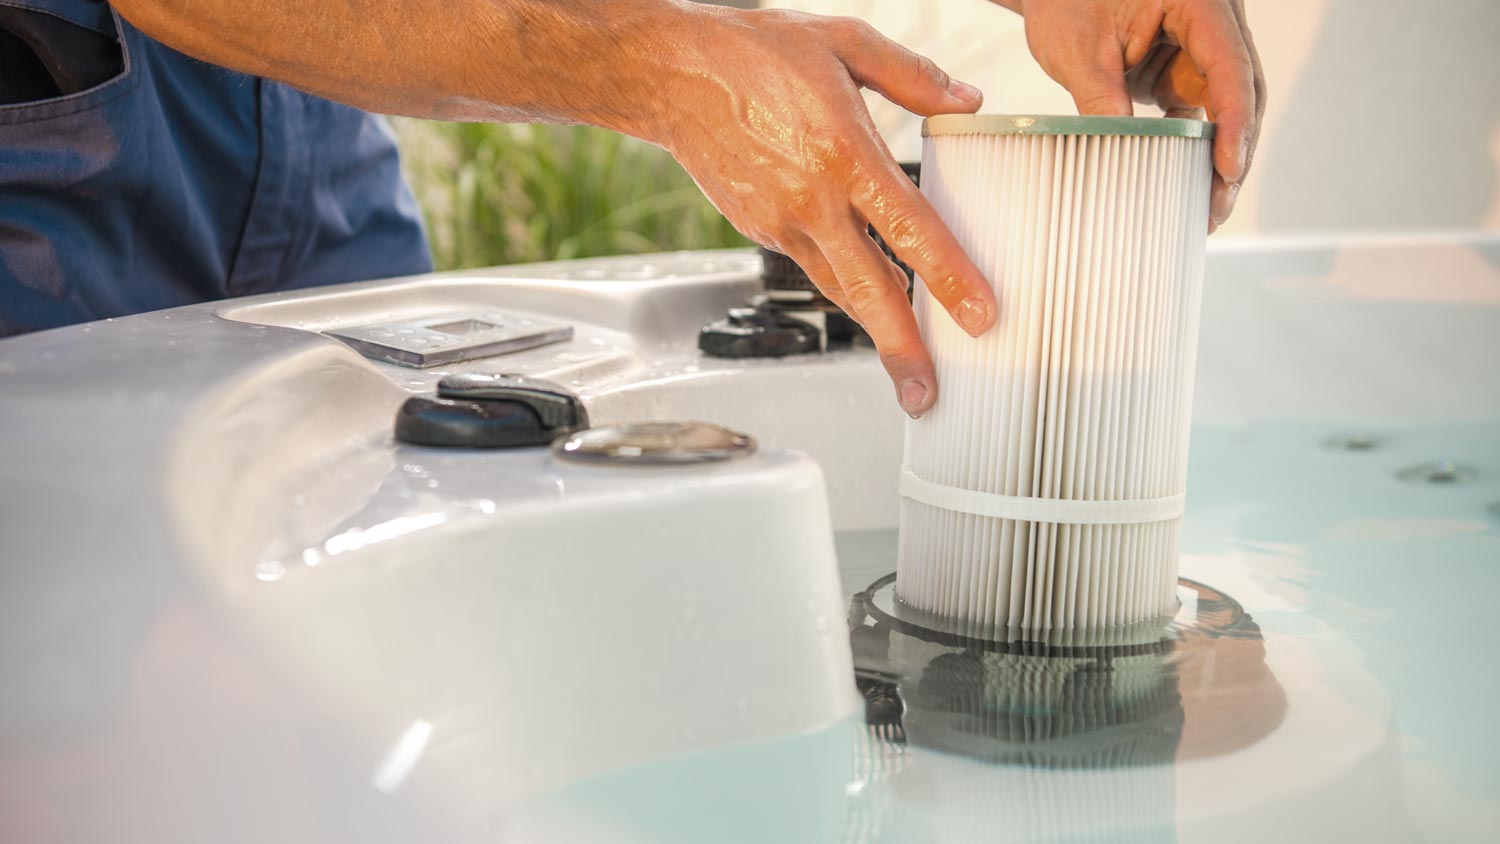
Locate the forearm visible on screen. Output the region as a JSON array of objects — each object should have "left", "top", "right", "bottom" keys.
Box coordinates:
[{"left": 110, "top": 0, "right": 702, "bottom": 139}]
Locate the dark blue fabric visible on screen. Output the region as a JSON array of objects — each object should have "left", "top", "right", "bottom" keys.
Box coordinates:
[{"left": 0, "top": 0, "right": 433, "bottom": 336}]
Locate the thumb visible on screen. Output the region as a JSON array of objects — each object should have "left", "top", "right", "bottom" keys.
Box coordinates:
[
  {"left": 832, "top": 19, "right": 983, "bottom": 116},
  {"left": 1156, "top": 50, "right": 1211, "bottom": 116}
]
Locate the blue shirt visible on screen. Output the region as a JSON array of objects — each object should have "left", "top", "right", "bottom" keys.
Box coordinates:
[{"left": 0, "top": 1, "right": 433, "bottom": 336}]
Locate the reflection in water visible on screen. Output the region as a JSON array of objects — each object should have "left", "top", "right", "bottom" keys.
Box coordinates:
[{"left": 844, "top": 574, "right": 1286, "bottom": 842}]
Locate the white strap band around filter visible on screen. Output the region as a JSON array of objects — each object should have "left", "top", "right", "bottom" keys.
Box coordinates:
[{"left": 900, "top": 466, "right": 1185, "bottom": 526}]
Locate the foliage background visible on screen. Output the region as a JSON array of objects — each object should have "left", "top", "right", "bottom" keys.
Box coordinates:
[{"left": 394, "top": 120, "right": 749, "bottom": 272}]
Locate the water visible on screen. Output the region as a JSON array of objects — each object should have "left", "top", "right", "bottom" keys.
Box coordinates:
[{"left": 512, "top": 418, "right": 1500, "bottom": 843}]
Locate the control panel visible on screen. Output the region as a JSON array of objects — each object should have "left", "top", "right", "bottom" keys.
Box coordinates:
[{"left": 326, "top": 311, "right": 573, "bottom": 368}]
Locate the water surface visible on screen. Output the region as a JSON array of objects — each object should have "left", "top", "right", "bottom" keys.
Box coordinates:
[{"left": 515, "top": 419, "right": 1500, "bottom": 842}]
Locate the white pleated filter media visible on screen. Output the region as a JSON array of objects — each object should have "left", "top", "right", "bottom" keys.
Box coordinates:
[{"left": 898, "top": 115, "right": 1214, "bottom": 631}]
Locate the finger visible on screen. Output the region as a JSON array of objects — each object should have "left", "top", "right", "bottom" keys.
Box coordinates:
[
  {"left": 1155, "top": 49, "right": 1210, "bottom": 114},
  {"left": 1148, "top": 50, "right": 1233, "bottom": 227},
  {"left": 785, "top": 231, "right": 914, "bottom": 321},
  {"left": 779, "top": 236, "right": 857, "bottom": 318},
  {"left": 1056, "top": 41, "right": 1134, "bottom": 116},
  {"left": 853, "top": 159, "right": 997, "bottom": 340},
  {"left": 1230, "top": 0, "right": 1268, "bottom": 193},
  {"left": 1125, "top": 43, "right": 1181, "bottom": 104},
  {"left": 1209, "top": 170, "right": 1236, "bottom": 234},
  {"left": 1167, "top": 1, "right": 1257, "bottom": 188},
  {"left": 878, "top": 244, "right": 913, "bottom": 293},
  {"left": 817, "top": 220, "right": 938, "bottom": 417},
  {"left": 829, "top": 17, "right": 984, "bottom": 116}
]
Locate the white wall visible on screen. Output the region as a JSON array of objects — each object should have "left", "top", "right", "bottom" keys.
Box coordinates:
[{"left": 767, "top": 0, "right": 1500, "bottom": 236}]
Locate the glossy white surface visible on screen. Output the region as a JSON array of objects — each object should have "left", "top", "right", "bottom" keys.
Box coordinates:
[
  {"left": 1, "top": 251, "right": 861, "bottom": 842},
  {"left": 2, "top": 235, "right": 1498, "bottom": 842}
]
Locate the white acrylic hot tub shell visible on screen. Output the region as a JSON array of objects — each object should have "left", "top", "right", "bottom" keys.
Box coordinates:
[{"left": 2, "top": 235, "right": 1498, "bottom": 842}]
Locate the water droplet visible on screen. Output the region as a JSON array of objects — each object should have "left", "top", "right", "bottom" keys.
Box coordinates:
[{"left": 255, "top": 560, "right": 286, "bottom": 582}]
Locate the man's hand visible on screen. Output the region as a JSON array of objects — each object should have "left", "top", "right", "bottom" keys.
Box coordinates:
[
  {"left": 648, "top": 7, "right": 998, "bottom": 417},
  {"left": 994, "top": 0, "right": 1265, "bottom": 231}
]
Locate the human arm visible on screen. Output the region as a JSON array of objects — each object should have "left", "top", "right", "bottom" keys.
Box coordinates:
[{"left": 110, "top": 0, "right": 1001, "bottom": 416}]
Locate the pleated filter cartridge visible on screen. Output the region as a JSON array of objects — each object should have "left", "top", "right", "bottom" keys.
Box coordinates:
[{"left": 898, "top": 115, "right": 1214, "bottom": 631}]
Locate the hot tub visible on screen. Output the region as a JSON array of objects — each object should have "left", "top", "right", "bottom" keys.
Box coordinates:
[{"left": 1, "top": 233, "right": 1497, "bottom": 842}]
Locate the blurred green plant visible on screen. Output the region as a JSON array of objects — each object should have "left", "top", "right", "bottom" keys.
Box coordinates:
[{"left": 395, "top": 120, "right": 749, "bottom": 271}]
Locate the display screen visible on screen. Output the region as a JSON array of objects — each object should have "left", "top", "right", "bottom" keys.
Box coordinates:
[{"left": 426, "top": 319, "right": 499, "bottom": 336}]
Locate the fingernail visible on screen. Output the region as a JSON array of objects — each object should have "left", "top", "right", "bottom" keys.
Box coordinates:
[
  {"left": 948, "top": 79, "right": 982, "bottom": 103},
  {"left": 957, "top": 297, "right": 993, "bottom": 337},
  {"left": 1216, "top": 183, "right": 1240, "bottom": 226},
  {"left": 898, "top": 379, "right": 930, "bottom": 417}
]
